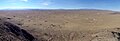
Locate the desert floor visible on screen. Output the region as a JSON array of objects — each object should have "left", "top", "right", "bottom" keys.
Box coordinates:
[{"left": 0, "top": 10, "right": 120, "bottom": 41}]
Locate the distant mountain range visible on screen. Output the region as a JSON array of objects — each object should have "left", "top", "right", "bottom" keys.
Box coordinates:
[{"left": 0, "top": 9, "right": 118, "bottom": 12}]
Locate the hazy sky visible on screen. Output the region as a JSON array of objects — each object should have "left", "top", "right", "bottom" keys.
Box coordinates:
[{"left": 0, "top": 0, "right": 120, "bottom": 11}]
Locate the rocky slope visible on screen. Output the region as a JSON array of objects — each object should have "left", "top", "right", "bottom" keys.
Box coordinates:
[{"left": 0, "top": 18, "right": 36, "bottom": 41}]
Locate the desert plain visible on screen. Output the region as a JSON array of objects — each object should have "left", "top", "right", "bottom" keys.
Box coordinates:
[{"left": 0, "top": 9, "right": 120, "bottom": 41}]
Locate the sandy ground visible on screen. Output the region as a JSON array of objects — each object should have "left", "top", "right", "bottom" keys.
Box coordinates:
[{"left": 0, "top": 10, "right": 120, "bottom": 41}]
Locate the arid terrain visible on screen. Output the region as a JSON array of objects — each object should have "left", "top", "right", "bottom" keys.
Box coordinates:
[{"left": 0, "top": 9, "right": 120, "bottom": 41}]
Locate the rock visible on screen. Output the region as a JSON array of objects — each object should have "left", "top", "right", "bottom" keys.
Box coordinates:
[
  {"left": 44, "top": 21, "right": 47, "bottom": 22},
  {"left": 111, "top": 31, "right": 120, "bottom": 41},
  {"left": 7, "top": 17, "right": 12, "bottom": 20},
  {"left": 50, "top": 24, "right": 56, "bottom": 27},
  {"left": 40, "top": 24, "right": 42, "bottom": 25},
  {"left": 0, "top": 19, "right": 37, "bottom": 41},
  {"left": 13, "top": 16, "right": 16, "bottom": 17},
  {"left": 91, "top": 31, "right": 118, "bottom": 41}
]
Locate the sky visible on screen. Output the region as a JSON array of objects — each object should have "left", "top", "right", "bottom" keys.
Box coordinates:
[{"left": 0, "top": 0, "right": 120, "bottom": 11}]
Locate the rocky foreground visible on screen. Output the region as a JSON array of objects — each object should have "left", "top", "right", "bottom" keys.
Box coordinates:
[{"left": 0, "top": 18, "right": 37, "bottom": 41}]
